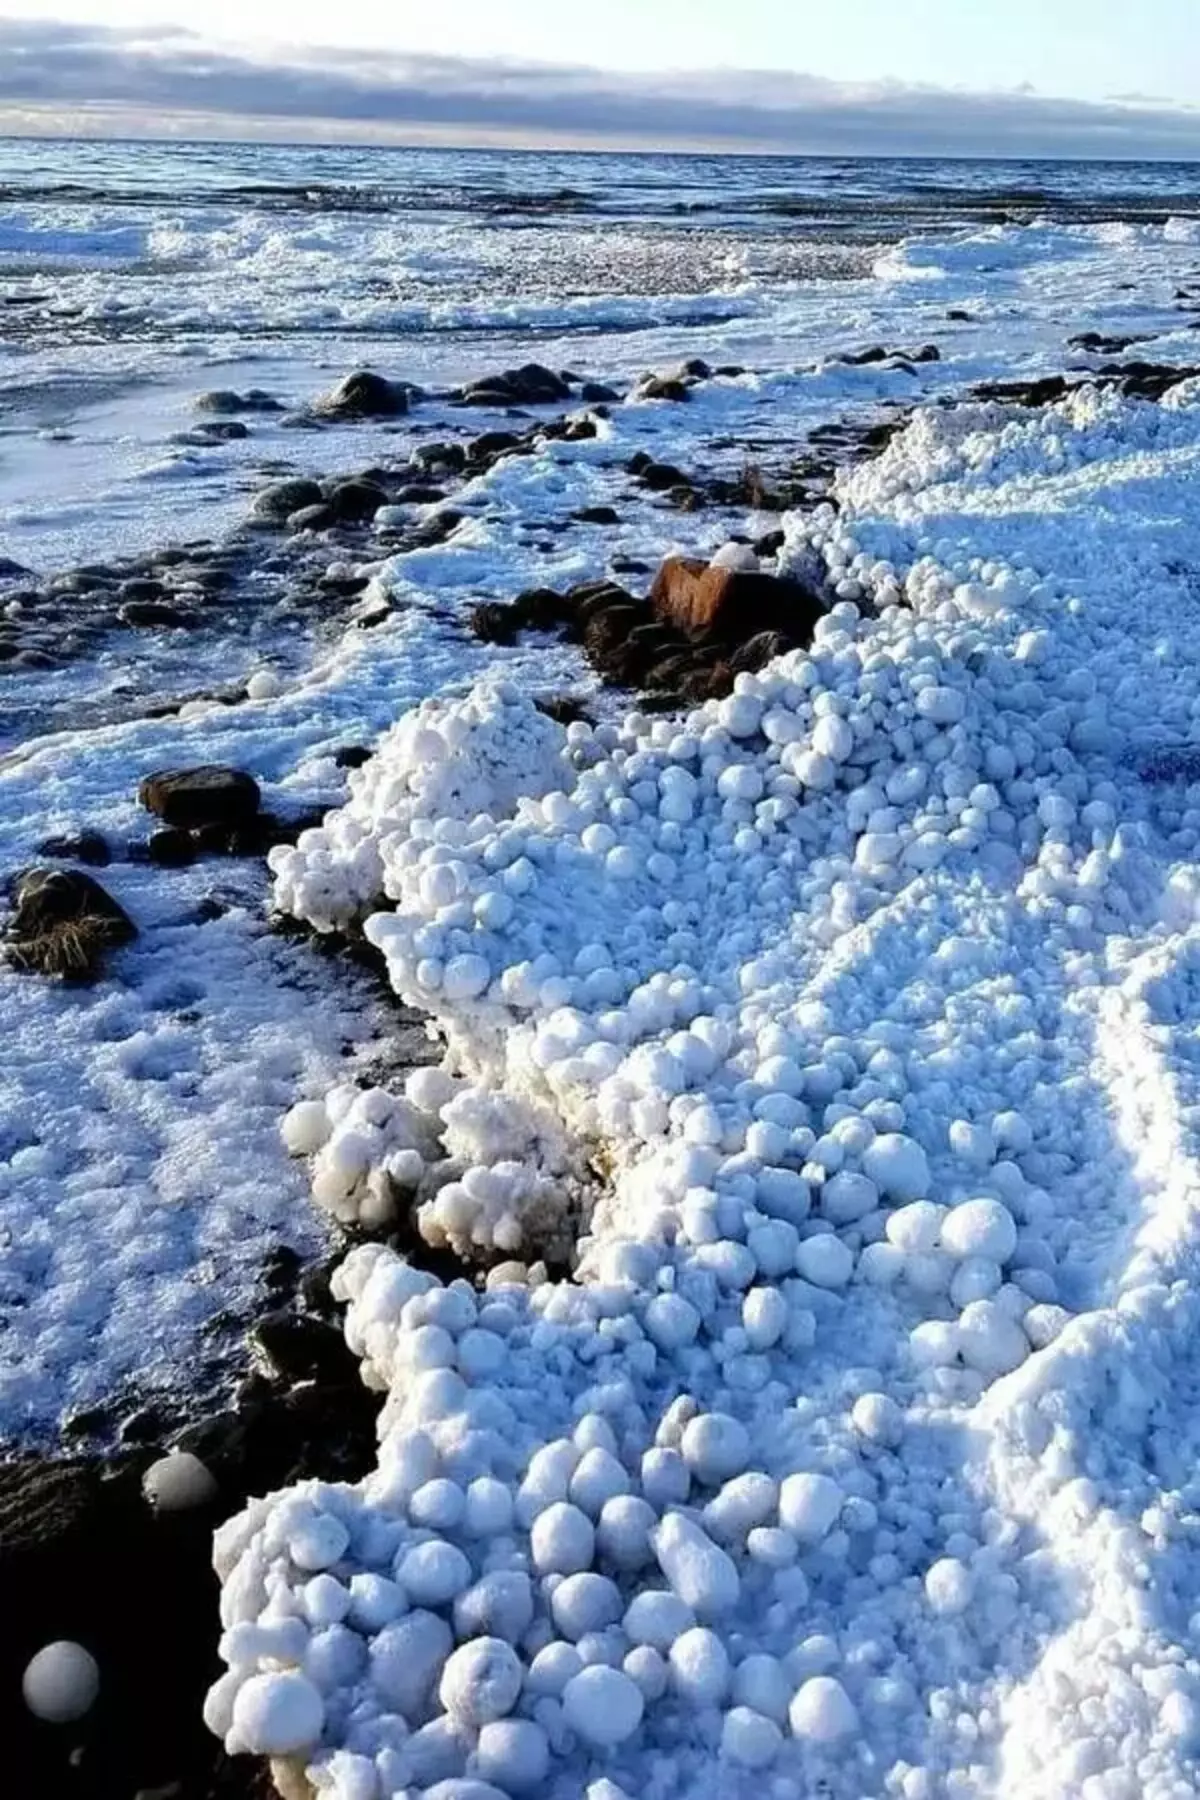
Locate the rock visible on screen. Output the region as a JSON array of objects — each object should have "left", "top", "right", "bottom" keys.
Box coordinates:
[
  {"left": 118, "top": 601, "right": 195, "bottom": 628},
  {"left": 138, "top": 766, "right": 261, "bottom": 831},
  {"left": 191, "top": 419, "right": 248, "bottom": 442},
  {"left": 333, "top": 744, "right": 372, "bottom": 769},
  {"left": 458, "top": 363, "right": 572, "bottom": 406},
  {"left": 324, "top": 479, "right": 387, "bottom": 522},
  {"left": 972, "top": 374, "right": 1078, "bottom": 407},
  {"left": 650, "top": 556, "right": 826, "bottom": 644},
  {"left": 412, "top": 441, "right": 466, "bottom": 473},
  {"left": 37, "top": 830, "right": 111, "bottom": 866},
  {"left": 912, "top": 343, "right": 942, "bottom": 363},
  {"left": 468, "top": 587, "right": 575, "bottom": 645},
  {"left": 469, "top": 430, "right": 523, "bottom": 461},
  {"left": 313, "top": 370, "right": 410, "bottom": 419},
  {"left": 0, "top": 556, "right": 32, "bottom": 580},
  {"left": 573, "top": 505, "right": 620, "bottom": 525},
  {"left": 534, "top": 694, "right": 593, "bottom": 726},
  {"left": 251, "top": 1310, "right": 360, "bottom": 1386},
  {"left": 947, "top": 308, "right": 973, "bottom": 321},
  {"left": 252, "top": 478, "right": 323, "bottom": 522},
  {"left": 195, "top": 388, "right": 281, "bottom": 413},
  {"left": 729, "top": 629, "right": 796, "bottom": 674},
  {"left": 287, "top": 503, "right": 339, "bottom": 532},
  {"left": 147, "top": 829, "right": 196, "bottom": 868},
  {"left": 634, "top": 374, "right": 692, "bottom": 402},
  {"left": 1069, "top": 330, "right": 1142, "bottom": 354},
  {"left": 633, "top": 459, "right": 692, "bottom": 492},
  {"left": 5, "top": 868, "right": 136, "bottom": 979},
  {"left": 580, "top": 381, "right": 620, "bottom": 403}
]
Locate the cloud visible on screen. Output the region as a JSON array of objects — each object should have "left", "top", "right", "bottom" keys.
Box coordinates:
[{"left": 2, "top": 16, "right": 1200, "bottom": 157}]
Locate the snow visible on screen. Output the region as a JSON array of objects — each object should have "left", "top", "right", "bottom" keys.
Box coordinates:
[{"left": 204, "top": 366, "right": 1200, "bottom": 1798}]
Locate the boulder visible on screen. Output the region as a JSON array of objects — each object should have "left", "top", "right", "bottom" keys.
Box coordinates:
[
  {"left": 252, "top": 478, "right": 323, "bottom": 522},
  {"left": 138, "top": 766, "right": 261, "bottom": 830},
  {"left": 37, "top": 830, "right": 111, "bottom": 867},
  {"left": 457, "top": 363, "right": 571, "bottom": 406},
  {"left": 580, "top": 381, "right": 620, "bottom": 403},
  {"left": 323, "top": 479, "right": 387, "bottom": 522},
  {"left": 313, "top": 371, "right": 410, "bottom": 419},
  {"left": 195, "top": 388, "right": 281, "bottom": 413},
  {"left": 650, "top": 556, "right": 826, "bottom": 644},
  {"left": 5, "top": 868, "right": 136, "bottom": 979}
]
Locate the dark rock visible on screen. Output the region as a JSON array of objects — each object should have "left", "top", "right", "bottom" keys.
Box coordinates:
[
  {"left": 5, "top": 867, "right": 136, "bottom": 979},
  {"left": 611, "top": 555, "right": 651, "bottom": 574},
  {"left": 287, "top": 503, "right": 339, "bottom": 532},
  {"left": 251, "top": 1309, "right": 359, "bottom": 1386},
  {"left": 635, "top": 459, "right": 692, "bottom": 492},
  {"left": 38, "top": 829, "right": 111, "bottom": 866},
  {"left": 947, "top": 308, "right": 973, "bottom": 321},
  {"left": 911, "top": 344, "right": 942, "bottom": 363},
  {"left": 1068, "top": 330, "right": 1142, "bottom": 354},
  {"left": 714, "top": 363, "right": 747, "bottom": 377},
  {"left": 139, "top": 766, "right": 261, "bottom": 831},
  {"left": 469, "top": 430, "right": 523, "bottom": 460},
  {"left": 391, "top": 482, "right": 446, "bottom": 505},
  {"left": 195, "top": 388, "right": 282, "bottom": 414},
  {"left": 836, "top": 345, "right": 890, "bottom": 366},
  {"left": 729, "top": 628, "right": 797, "bottom": 674},
  {"left": 0, "top": 556, "right": 32, "bottom": 580},
  {"left": 192, "top": 419, "right": 249, "bottom": 442},
  {"left": 754, "top": 529, "right": 786, "bottom": 558},
  {"left": 324, "top": 479, "right": 387, "bottom": 522},
  {"left": 972, "top": 374, "right": 1078, "bottom": 407},
  {"left": 251, "top": 477, "right": 323, "bottom": 522},
  {"left": 650, "top": 555, "right": 826, "bottom": 644},
  {"left": 580, "top": 381, "right": 620, "bottom": 403},
  {"left": 1105, "top": 359, "right": 1200, "bottom": 400},
  {"left": 412, "top": 509, "right": 464, "bottom": 548},
  {"left": 534, "top": 693, "right": 594, "bottom": 726},
  {"left": 314, "top": 370, "right": 410, "bottom": 419},
  {"left": 634, "top": 374, "right": 692, "bottom": 402},
  {"left": 119, "top": 578, "right": 167, "bottom": 603},
  {"left": 147, "top": 829, "right": 196, "bottom": 867},
  {"left": 412, "top": 441, "right": 466, "bottom": 473},
  {"left": 118, "top": 601, "right": 194, "bottom": 628},
  {"left": 573, "top": 505, "right": 620, "bottom": 525},
  {"left": 334, "top": 744, "right": 372, "bottom": 769},
  {"left": 458, "top": 363, "right": 572, "bottom": 406}
]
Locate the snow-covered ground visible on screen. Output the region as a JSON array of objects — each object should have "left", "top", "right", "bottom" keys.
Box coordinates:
[
  {"left": 6, "top": 140, "right": 1200, "bottom": 1793},
  {"left": 203, "top": 376, "right": 1200, "bottom": 1798}
]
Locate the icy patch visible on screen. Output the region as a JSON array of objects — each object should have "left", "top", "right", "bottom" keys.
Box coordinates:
[{"left": 209, "top": 382, "right": 1200, "bottom": 1796}]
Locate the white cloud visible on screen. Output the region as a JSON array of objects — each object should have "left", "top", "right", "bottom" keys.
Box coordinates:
[{"left": 3, "top": 17, "right": 1200, "bottom": 157}]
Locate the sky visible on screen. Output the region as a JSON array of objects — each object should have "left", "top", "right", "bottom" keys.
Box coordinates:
[{"left": 1, "top": 0, "right": 1199, "bottom": 156}]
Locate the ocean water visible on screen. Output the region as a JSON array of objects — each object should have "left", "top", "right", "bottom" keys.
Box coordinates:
[{"left": 2, "top": 139, "right": 1199, "bottom": 573}]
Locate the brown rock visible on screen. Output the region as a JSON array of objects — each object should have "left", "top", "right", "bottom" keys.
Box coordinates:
[
  {"left": 650, "top": 556, "right": 826, "bottom": 644},
  {"left": 6, "top": 867, "right": 136, "bottom": 979},
  {"left": 139, "top": 766, "right": 261, "bottom": 830}
]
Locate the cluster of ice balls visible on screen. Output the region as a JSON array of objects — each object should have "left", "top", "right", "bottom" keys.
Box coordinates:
[
  {"left": 206, "top": 1246, "right": 904, "bottom": 1798},
  {"left": 212, "top": 385, "right": 1200, "bottom": 1796},
  {"left": 270, "top": 684, "right": 570, "bottom": 936}
]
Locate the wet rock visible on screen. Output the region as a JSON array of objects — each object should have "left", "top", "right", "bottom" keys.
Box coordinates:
[
  {"left": 468, "top": 586, "right": 575, "bottom": 645},
  {"left": 251, "top": 478, "right": 323, "bottom": 522},
  {"left": 147, "top": 829, "right": 196, "bottom": 868},
  {"left": 191, "top": 419, "right": 249, "bottom": 442},
  {"left": 118, "top": 602, "right": 195, "bottom": 628},
  {"left": 251, "top": 1310, "right": 359, "bottom": 1386},
  {"left": 573, "top": 505, "right": 620, "bottom": 525},
  {"left": 729, "top": 628, "right": 797, "bottom": 674},
  {"left": 633, "top": 373, "right": 692, "bottom": 402},
  {"left": 411, "top": 441, "right": 466, "bottom": 473},
  {"left": 534, "top": 693, "right": 594, "bottom": 726},
  {"left": 287, "top": 503, "right": 339, "bottom": 532},
  {"left": 334, "top": 744, "right": 372, "bottom": 769},
  {"left": 119, "top": 578, "right": 167, "bottom": 603},
  {"left": 324, "top": 479, "right": 387, "bottom": 522},
  {"left": 139, "top": 766, "right": 261, "bottom": 831},
  {"left": 947, "top": 308, "right": 973, "bottom": 321},
  {"left": 391, "top": 481, "right": 446, "bottom": 504},
  {"left": 1105, "top": 359, "right": 1200, "bottom": 399},
  {"left": 457, "top": 363, "right": 572, "bottom": 406},
  {"left": 972, "top": 373, "right": 1079, "bottom": 407},
  {"left": 632, "top": 457, "right": 692, "bottom": 492},
  {"left": 468, "top": 429, "right": 524, "bottom": 461},
  {"left": 5, "top": 867, "right": 137, "bottom": 979},
  {"left": 754, "top": 528, "right": 786, "bottom": 558},
  {"left": 195, "top": 388, "right": 282, "bottom": 414},
  {"left": 580, "top": 380, "right": 620, "bottom": 403},
  {"left": 1068, "top": 330, "right": 1143, "bottom": 354},
  {"left": 38, "top": 830, "right": 111, "bottom": 866},
  {"left": 650, "top": 554, "right": 827, "bottom": 643},
  {"left": 0, "top": 556, "right": 32, "bottom": 580},
  {"left": 313, "top": 370, "right": 410, "bottom": 419}
]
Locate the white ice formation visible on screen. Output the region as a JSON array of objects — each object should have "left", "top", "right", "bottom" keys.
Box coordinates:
[{"left": 211, "top": 378, "right": 1200, "bottom": 1798}]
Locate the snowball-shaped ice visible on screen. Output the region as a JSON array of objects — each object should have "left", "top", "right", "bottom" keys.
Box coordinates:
[
  {"left": 680, "top": 1411, "right": 751, "bottom": 1484},
  {"left": 778, "top": 1472, "right": 842, "bottom": 1544},
  {"left": 230, "top": 1671, "right": 324, "bottom": 1754},
  {"left": 439, "top": 1638, "right": 524, "bottom": 1726},
  {"left": 925, "top": 1557, "right": 975, "bottom": 1616},
  {"left": 652, "top": 1511, "right": 741, "bottom": 1617},
  {"left": 669, "top": 1626, "right": 730, "bottom": 1705},
  {"left": 142, "top": 1451, "right": 219, "bottom": 1513},
  {"left": 789, "top": 1674, "right": 858, "bottom": 1742},
  {"left": 474, "top": 1718, "right": 551, "bottom": 1793},
  {"left": 721, "top": 1705, "right": 784, "bottom": 1768},
  {"left": 531, "top": 1502, "right": 596, "bottom": 1574},
  {"left": 22, "top": 1642, "right": 100, "bottom": 1724},
  {"left": 562, "top": 1665, "right": 645, "bottom": 1746},
  {"left": 850, "top": 1392, "right": 904, "bottom": 1448},
  {"left": 862, "top": 1133, "right": 930, "bottom": 1200},
  {"left": 939, "top": 1197, "right": 1018, "bottom": 1264}
]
